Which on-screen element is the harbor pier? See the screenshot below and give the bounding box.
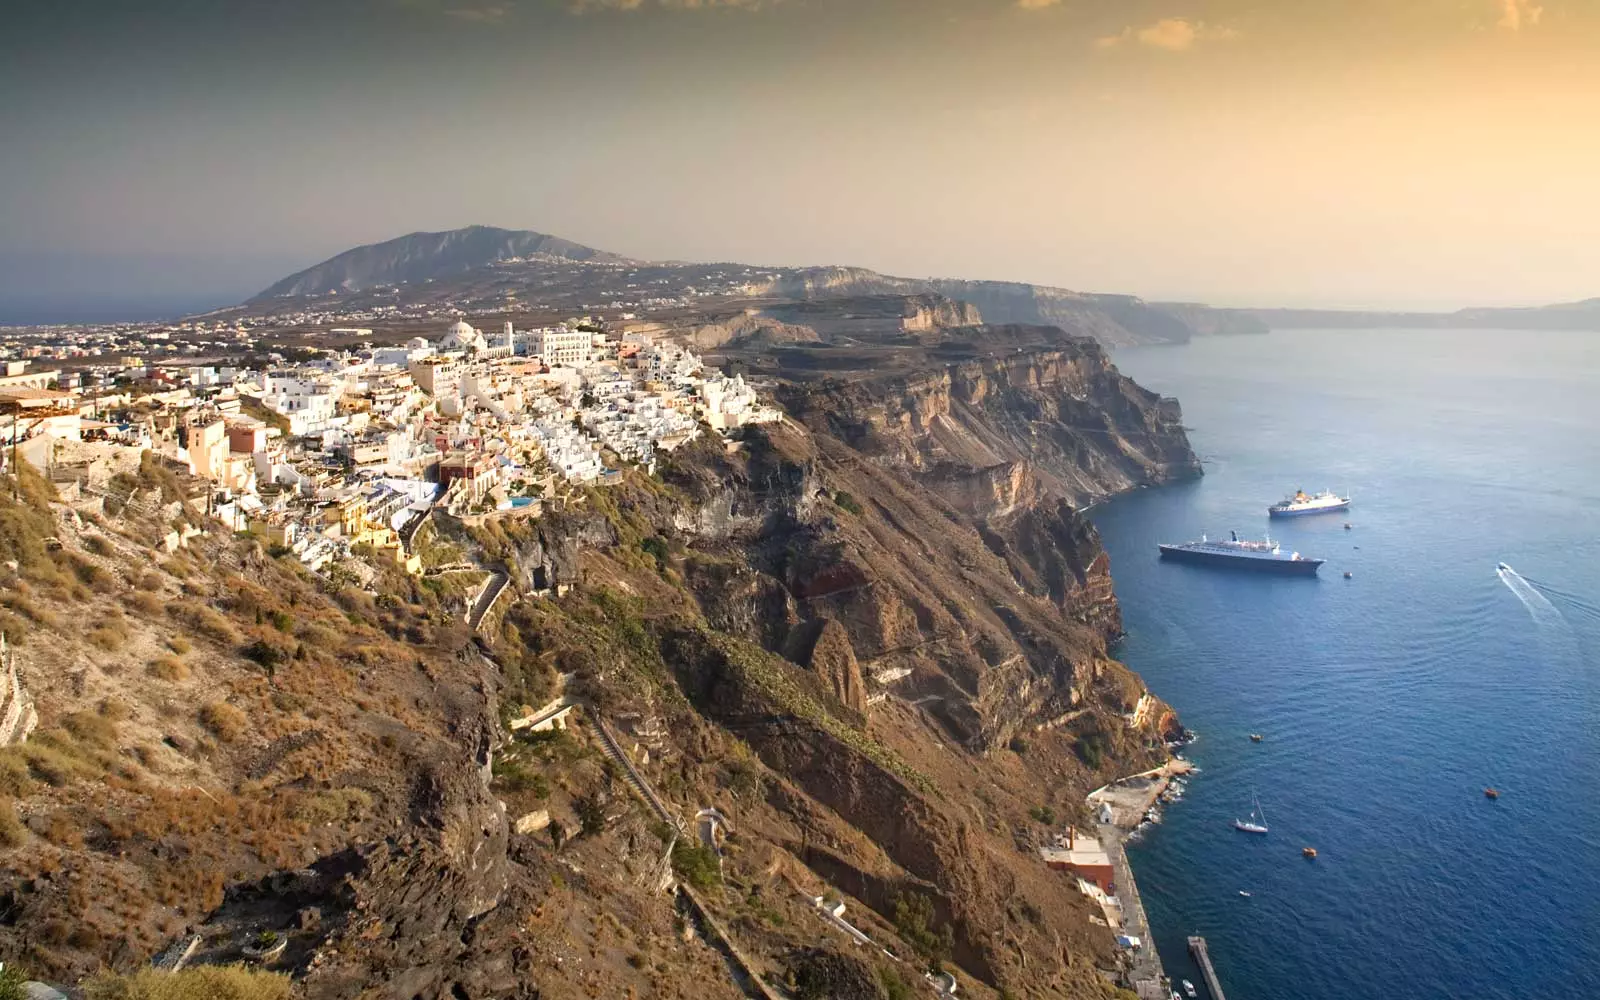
[1186,935,1227,1000]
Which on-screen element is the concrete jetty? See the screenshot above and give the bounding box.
[1187,935,1227,1000]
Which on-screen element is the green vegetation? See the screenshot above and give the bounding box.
[833,490,864,515]
[1028,804,1057,826]
[671,840,721,891]
[879,966,914,1000]
[639,534,669,573]
[490,757,549,798]
[0,962,29,1000]
[1075,733,1107,770]
[84,964,290,1000]
[892,891,953,962]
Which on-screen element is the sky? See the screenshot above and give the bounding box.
[3,0,1599,320]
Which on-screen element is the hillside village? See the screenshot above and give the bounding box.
[0,318,782,577]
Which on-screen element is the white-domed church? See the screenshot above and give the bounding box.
[439,319,488,353]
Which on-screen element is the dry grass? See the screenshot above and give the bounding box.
[148,655,190,682]
[125,590,165,616]
[198,701,247,742]
[0,796,24,848]
[166,600,242,646]
[84,964,291,1000]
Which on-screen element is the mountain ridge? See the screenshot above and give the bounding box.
[252,225,629,300]
[244,224,1600,340]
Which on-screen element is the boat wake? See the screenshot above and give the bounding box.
[1496,564,1563,626]
[1497,563,1583,661]
[1520,575,1600,625]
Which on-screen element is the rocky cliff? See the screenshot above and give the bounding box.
[0,324,1195,999]
[752,266,1217,347]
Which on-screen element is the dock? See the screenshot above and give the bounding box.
[1186,936,1227,1000]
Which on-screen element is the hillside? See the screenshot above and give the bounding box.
[0,326,1196,999]
[253,226,629,300]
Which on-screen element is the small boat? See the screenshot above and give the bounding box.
[1344,523,1352,530]
[1238,890,1252,898]
[1302,847,1318,859]
[1484,787,1500,799]
[1233,794,1268,834]
[1343,571,1353,579]
[1183,980,1199,999]
[1249,733,1263,742]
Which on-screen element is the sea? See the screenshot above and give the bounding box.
[1090,328,1600,1000]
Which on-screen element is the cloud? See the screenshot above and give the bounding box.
[570,0,772,10]
[444,3,512,21]
[1095,17,1239,52]
[1498,0,1544,30]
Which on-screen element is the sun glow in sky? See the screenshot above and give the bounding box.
[3,0,1598,311]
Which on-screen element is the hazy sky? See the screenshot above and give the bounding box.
[3,0,1599,317]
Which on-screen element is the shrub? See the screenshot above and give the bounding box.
[83,965,291,1000]
[671,841,721,891]
[198,702,247,743]
[639,535,669,572]
[1075,734,1106,770]
[892,891,953,961]
[85,535,114,557]
[88,625,127,651]
[126,590,164,616]
[61,711,118,747]
[1028,804,1056,827]
[833,490,864,515]
[166,601,241,646]
[0,963,29,1000]
[0,797,25,849]
[242,638,288,671]
[573,793,606,837]
[0,753,32,796]
[148,656,190,682]
[880,967,913,1000]
[168,635,192,654]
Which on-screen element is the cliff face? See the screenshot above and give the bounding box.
[778,330,1199,507]
[753,267,1209,347]
[0,320,1195,1000]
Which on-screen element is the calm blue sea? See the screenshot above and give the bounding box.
[1092,328,1600,1000]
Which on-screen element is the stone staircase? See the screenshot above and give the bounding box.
[593,716,679,831]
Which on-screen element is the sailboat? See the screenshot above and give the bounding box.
[1233,794,1269,834]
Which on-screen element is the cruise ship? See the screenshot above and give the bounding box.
[1158,532,1325,575]
[1268,489,1351,518]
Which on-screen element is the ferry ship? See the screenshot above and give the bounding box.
[1268,489,1351,518]
[1158,531,1324,575]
